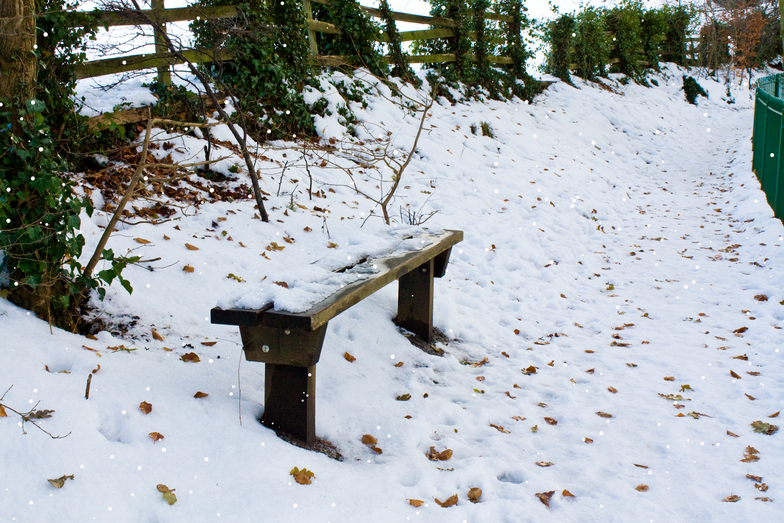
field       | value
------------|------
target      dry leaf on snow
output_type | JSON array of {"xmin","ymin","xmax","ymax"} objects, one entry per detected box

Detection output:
[
  {"xmin": 361, "ymin": 434, "xmax": 377, "ymax": 445},
  {"xmin": 434, "ymin": 494, "xmax": 458, "ymax": 507},
  {"xmin": 490, "ymin": 423, "xmax": 510, "ymax": 433},
  {"xmin": 769, "ymin": 411, "xmax": 780, "ymax": 418},
  {"xmin": 544, "ymin": 417, "xmax": 558, "ymax": 426},
  {"xmin": 181, "ymin": 352, "xmax": 200, "ymax": 362},
  {"xmin": 730, "ymin": 370, "xmax": 741, "ymax": 379},
  {"xmin": 562, "ymin": 489, "xmax": 575, "ymax": 498},
  {"xmin": 535, "ymin": 490, "xmax": 555, "ymax": 507},
  {"xmin": 135, "ymin": 238, "xmax": 151, "ymax": 244},
  {"xmin": 149, "ymin": 432, "xmax": 164, "ymax": 443},
  {"xmin": 727, "ymin": 430, "xmax": 739, "ymax": 438},
  {"xmin": 201, "ymin": 341, "xmax": 217, "ymax": 346},
  {"xmin": 426, "ymin": 446, "xmax": 453, "ymax": 461},
  {"xmin": 722, "ymin": 494, "xmax": 741, "ymax": 502},
  {"xmin": 140, "ymin": 401, "xmax": 152, "ymax": 414},
  {"xmin": 608, "ymin": 387, "xmax": 618, "ymax": 394},
  {"xmin": 156, "ymin": 484, "xmax": 177, "ymax": 505},
  {"xmin": 290, "ymin": 467, "xmax": 315, "ymax": 485},
  {"xmin": 636, "ymin": 484, "xmax": 649, "ymax": 492},
  {"xmin": 467, "ymin": 487, "xmax": 482, "ymax": 503},
  {"xmin": 746, "ymin": 473, "xmax": 763, "ymax": 482},
  {"xmin": 194, "ymin": 391, "xmax": 208, "ymax": 398},
  {"xmin": 408, "ymin": 499, "xmax": 424, "ymax": 507},
  {"xmin": 48, "ymin": 474, "xmax": 74, "ymax": 488},
  {"xmin": 536, "ymin": 461, "xmax": 554, "ymax": 467},
  {"xmin": 185, "ymin": 243, "xmax": 199, "ymax": 250},
  {"xmin": 583, "ymin": 437, "xmax": 594, "ymax": 443},
  {"xmin": 344, "ymin": 352, "xmax": 356, "ymax": 362},
  {"xmin": 596, "ymin": 411, "xmax": 612, "ymax": 418},
  {"xmin": 183, "ymin": 265, "xmax": 195, "ymax": 273},
  {"xmin": 663, "ymin": 376, "xmax": 675, "ymax": 381},
  {"xmin": 152, "ymin": 328, "xmax": 164, "ymax": 341}
]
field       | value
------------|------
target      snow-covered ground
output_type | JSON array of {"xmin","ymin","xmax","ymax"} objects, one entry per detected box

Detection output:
[{"xmin": 3, "ymin": 63, "xmax": 784, "ymax": 522}]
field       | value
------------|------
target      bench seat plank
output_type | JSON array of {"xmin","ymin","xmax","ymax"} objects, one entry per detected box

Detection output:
[{"xmin": 212, "ymin": 229, "xmax": 462, "ymax": 331}]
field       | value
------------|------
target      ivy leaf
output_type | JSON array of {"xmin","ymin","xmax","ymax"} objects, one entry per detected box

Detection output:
[{"xmin": 751, "ymin": 420, "xmax": 779, "ymax": 435}]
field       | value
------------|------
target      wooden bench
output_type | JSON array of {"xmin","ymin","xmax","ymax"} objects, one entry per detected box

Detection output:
[{"xmin": 211, "ymin": 229, "xmax": 463, "ymax": 445}]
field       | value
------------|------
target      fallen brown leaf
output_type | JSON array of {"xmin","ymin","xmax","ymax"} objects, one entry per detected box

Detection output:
[
  {"xmin": 535, "ymin": 490, "xmax": 555, "ymax": 507},
  {"xmin": 185, "ymin": 243, "xmax": 199, "ymax": 250},
  {"xmin": 583, "ymin": 437, "xmax": 593, "ymax": 443},
  {"xmin": 608, "ymin": 387, "xmax": 618, "ymax": 394},
  {"xmin": 467, "ymin": 487, "xmax": 482, "ymax": 503},
  {"xmin": 152, "ymin": 328, "xmax": 164, "ymax": 341},
  {"xmin": 722, "ymin": 494, "xmax": 741, "ymax": 502},
  {"xmin": 636, "ymin": 484, "xmax": 649, "ymax": 492},
  {"xmin": 727, "ymin": 430, "xmax": 739, "ymax": 438},
  {"xmin": 562, "ymin": 489, "xmax": 575, "ymax": 497},
  {"xmin": 361, "ymin": 434, "xmax": 377, "ymax": 445},
  {"xmin": 183, "ymin": 265, "xmax": 195, "ymax": 273},
  {"xmin": 664, "ymin": 376, "xmax": 675, "ymax": 381},
  {"xmin": 194, "ymin": 391, "xmax": 208, "ymax": 398},
  {"xmin": 535, "ymin": 461, "xmax": 554, "ymax": 467},
  {"xmin": 770, "ymin": 411, "xmax": 780, "ymax": 418},
  {"xmin": 596, "ymin": 411, "xmax": 612, "ymax": 418},
  {"xmin": 181, "ymin": 352, "xmax": 200, "ymax": 362},
  {"xmin": 730, "ymin": 370, "xmax": 741, "ymax": 379},
  {"xmin": 434, "ymin": 494, "xmax": 458, "ymax": 507},
  {"xmin": 408, "ymin": 499, "xmax": 423, "ymax": 507},
  {"xmin": 135, "ymin": 238, "xmax": 151, "ymax": 244},
  {"xmin": 344, "ymin": 352, "xmax": 356, "ymax": 362},
  {"xmin": 426, "ymin": 447, "xmax": 453, "ymax": 461},
  {"xmin": 746, "ymin": 473, "xmax": 763, "ymax": 482},
  {"xmin": 544, "ymin": 417, "xmax": 557, "ymax": 426},
  {"xmin": 149, "ymin": 432, "xmax": 164, "ymax": 443},
  {"xmin": 201, "ymin": 341, "xmax": 217, "ymax": 346},
  {"xmin": 140, "ymin": 401, "xmax": 152, "ymax": 414}
]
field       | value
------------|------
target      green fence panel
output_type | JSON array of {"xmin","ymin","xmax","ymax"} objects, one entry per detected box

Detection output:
[{"xmin": 752, "ymin": 73, "xmax": 784, "ymax": 220}]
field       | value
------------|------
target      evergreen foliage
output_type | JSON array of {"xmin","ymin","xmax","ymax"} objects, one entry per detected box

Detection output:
[
  {"xmin": 683, "ymin": 75, "xmax": 708, "ymax": 105},
  {"xmin": 378, "ymin": 0, "xmax": 419, "ymax": 86},
  {"xmin": 192, "ymin": 0, "xmax": 319, "ymax": 141},
  {"xmin": 1, "ymin": 0, "xmax": 136, "ymax": 331}
]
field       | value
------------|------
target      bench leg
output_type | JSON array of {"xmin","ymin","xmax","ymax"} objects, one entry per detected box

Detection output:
[
  {"xmin": 261, "ymin": 363, "xmax": 317, "ymax": 445},
  {"xmin": 397, "ymin": 257, "xmax": 434, "ymax": 343}
]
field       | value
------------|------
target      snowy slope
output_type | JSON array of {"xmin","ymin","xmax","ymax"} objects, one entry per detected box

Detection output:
[{"xmin": 2, "ymin": 64, "xmax": 783, "ymax": 522}]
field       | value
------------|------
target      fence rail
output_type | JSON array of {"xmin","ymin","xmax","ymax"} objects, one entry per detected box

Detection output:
[
  {"xmin": 60, "ymin": 1, "xmax": 695, "ymax": 84},
  {"xmin": 752, "ymin": 73, "xmax": 784, "ymax": 219}
]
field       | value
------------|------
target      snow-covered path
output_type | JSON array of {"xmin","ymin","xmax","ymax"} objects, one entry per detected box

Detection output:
[{"xmin": 2, "ymin": 66, "xmax": 783, "ymax": 522}]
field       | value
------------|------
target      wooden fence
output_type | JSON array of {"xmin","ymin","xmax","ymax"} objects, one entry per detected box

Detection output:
[
  {"xmin": 64, "ymin": 0, "xmax": 521, "ymax": 83},
  {"xmin": 59, "ymin": 1, "xmax": 699, "ymax": 85}
]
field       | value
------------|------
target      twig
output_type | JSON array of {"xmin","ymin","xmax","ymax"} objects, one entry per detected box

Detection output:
[{"xmin": 85, "ymin": 374, "xmax": 92, "ymax": 399}]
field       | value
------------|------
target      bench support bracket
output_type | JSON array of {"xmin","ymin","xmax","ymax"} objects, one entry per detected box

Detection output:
[
  {"xmin": 396, "ymin": 257, "xmax": 435, "ymax": 343},
  {"xmin": 261, "ymin": 363, "xmax": 317, "ymax": 444}
]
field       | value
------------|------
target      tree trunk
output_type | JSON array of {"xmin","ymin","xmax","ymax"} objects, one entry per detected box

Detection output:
[{"xmin": 0, "ymin": 0, "xmax": 37, "ymax": 102}]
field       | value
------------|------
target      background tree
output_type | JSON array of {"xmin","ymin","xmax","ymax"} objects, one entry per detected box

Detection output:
[{"xmin": 0, "ymin": 0, "xmax": 37, "ymax": 108}]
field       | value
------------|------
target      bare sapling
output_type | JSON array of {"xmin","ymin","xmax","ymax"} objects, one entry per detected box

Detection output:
[
  {"xmin": 277, "ymin": 76, "xmax": 436, "ymax": 226},
  {"xmin": 82, "ymin": 110, "xmax": 231, "ymax": 280}
]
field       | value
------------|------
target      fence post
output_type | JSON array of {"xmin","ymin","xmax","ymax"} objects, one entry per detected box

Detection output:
[
  {"xmin": 151, "ymin": 0, "xmax": 172, "ymax": 86},
  {"xmin": 302, "ymin": 0, "xmax": 319, "ymax": 57}
]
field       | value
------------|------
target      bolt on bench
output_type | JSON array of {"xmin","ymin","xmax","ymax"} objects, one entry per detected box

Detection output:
[{"xmin": 211, "ymin": 229, "xmax": 463, "ymax": 445}]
